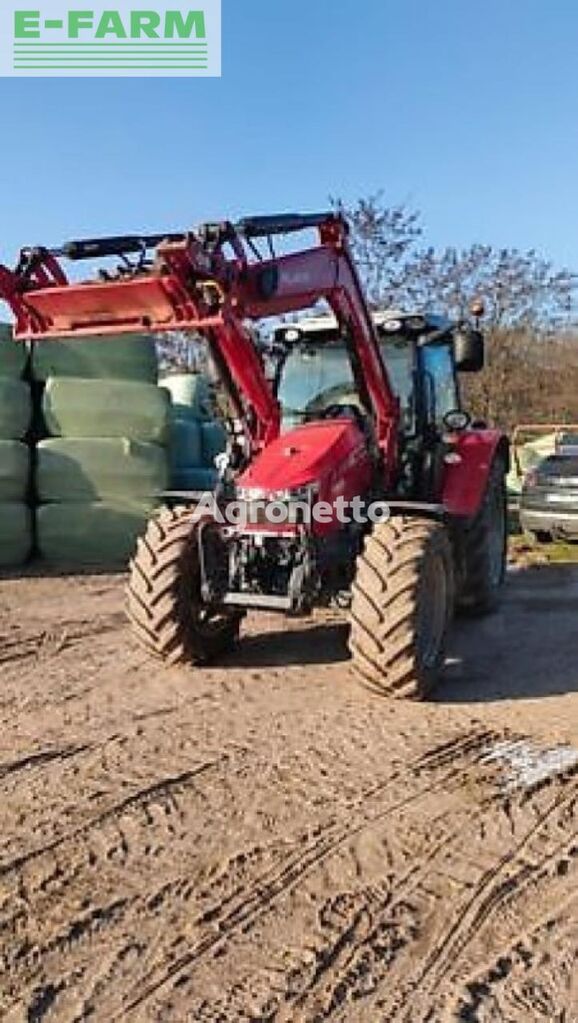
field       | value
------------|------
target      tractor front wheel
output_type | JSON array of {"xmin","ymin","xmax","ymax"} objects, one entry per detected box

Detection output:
[
  {"xmin": 127, "ymin": 505, "xmax": 240, "ymax": 665},
  {"xmin": 457, "ymin": 457, "xmax": 507, "ymax": 615},
  {"xmin": 348, "ymin": 517, "xmax": 454, "ymax": 699}
]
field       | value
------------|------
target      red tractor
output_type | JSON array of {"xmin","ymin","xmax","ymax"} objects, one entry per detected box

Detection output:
[{"xmin": 0, "ymin": 212, "xmax": 508, "ymax": 697}]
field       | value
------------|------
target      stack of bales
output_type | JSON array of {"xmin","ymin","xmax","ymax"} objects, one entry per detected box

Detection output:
[
  {"xmin": 162, "ymin": 374, "xmax": 227, "ymax": 491},
  {"xmin": 33, "ymin": 335, "xmax": 171, "ymax": 567},
  {"xmin": 0, "ymin": 325, "xmax": 32, "ymax": 566}
]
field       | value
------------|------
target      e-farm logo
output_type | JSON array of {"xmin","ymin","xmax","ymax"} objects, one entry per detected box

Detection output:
[{"xmin": 0, "ymin": 0, "xmax": 221, "ymax": 76}]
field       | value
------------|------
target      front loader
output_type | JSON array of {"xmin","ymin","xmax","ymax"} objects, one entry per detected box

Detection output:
[{"xmin": 0, "ymin": 212, "xmax": 509, "ymax": 697}]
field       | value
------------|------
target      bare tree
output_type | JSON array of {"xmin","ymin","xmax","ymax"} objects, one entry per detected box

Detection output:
[
  {"xmin": 338, "ymin": 192, "xmax": 578, "ymax": 429},
  {"xmin": 403, "ymin": 246, "xmax": 577, "ymax": 428},
  {"xmin": 332, "ymin": 193, "xmax": 422, "ymax": 307},
  {"xmin": 156, "ymin": 331, "xmax": 205, "ymax": 374},
  {"xmin": 402, "ymin": 244, "xmax": 576, "ymax": 330}
]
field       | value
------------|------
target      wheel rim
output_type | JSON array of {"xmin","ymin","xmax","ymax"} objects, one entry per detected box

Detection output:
[
  {"xmin": 487, "ymin": 483, "xmax": 506, "ymax": 588},
  {"xmin": 417, "ymin": 550, "xmax": 448, "ymax": 669}
]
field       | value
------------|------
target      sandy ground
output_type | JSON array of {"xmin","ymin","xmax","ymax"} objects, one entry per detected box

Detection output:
[{"xmin": 0, "ymin": 563, "xmax": 577, "ymax": 1022}]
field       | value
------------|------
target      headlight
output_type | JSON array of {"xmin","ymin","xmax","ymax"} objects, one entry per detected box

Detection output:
[
  {"xmin": 236, "ymin": 484, "xmax": 318, "ymax": 526},
  {"xmin": 381, "ymin": 318, "xmax": 402, "ymax": 333},
  {"xmin": 284, "ymin": 328, "xmax": 301, "ymax": 342},
  {"xmin": 237, "ymin": 486, "xmax": 268, "ymax": 501},
  {"xmin": 269, "ymin": 485, "xmax": 318, "ymax": 503},
  {"xmin": 238, "ymin": 485, "xmax": 317, "ymax": 503}
]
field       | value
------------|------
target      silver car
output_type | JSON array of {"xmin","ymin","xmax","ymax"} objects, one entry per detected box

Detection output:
[{"xmin": 520, "ymin": 453, "xmax": 578, "ymax": 541}]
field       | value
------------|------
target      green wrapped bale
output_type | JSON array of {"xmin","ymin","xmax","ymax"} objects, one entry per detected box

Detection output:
[
  {"xmin": 171, "ymin": 467, "xmax": 218, "ymax": 492},
  {"xmin": 169, "ymin": 417, "xmax": 203, "ymax": 470},
  {"xmin": 31, "ymin": 334, "xmax": 158, "ymax": 383},
  {"xmin": 0, "ymin": 442, "xmax": 29, "ymax": 501},
  {"xmin": 37, "ymin": 500, "xmax": 158, "ymax": 567},
  {"xmin": 0, "ymin": 503, "xmax": 32, "ymax": 567},
  {"xmin": 0, "ymin": 325, "xmax": 28, "ymax": 378},
  {"xmin": 0, "ymin": 379, "xmax": 31, "ymax": 439},
  {"xmin": 201, "ymin": 421, "xmax": 227, "ymax": 465},
  {"xmin": 160, "ymin": 374, "xmax": 212, "ymax": 419},
  {"xmin": 37, "ymin": 438, "xmax": 169, "ymax": 502},
  {"xmin": 43, "ymin": 377, "xmax": 171, "ymax": 443}
]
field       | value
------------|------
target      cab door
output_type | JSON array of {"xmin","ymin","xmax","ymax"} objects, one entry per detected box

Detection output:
[{"xmin": 418, "ymin": 340, "xmax": 460, "ymax": 499}]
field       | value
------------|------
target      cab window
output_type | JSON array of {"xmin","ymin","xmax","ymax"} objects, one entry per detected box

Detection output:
[
  {"xmin": 421, "ymin": 343, "xmax": 458, "ymax": 427},
  {"xmin": 379, "ymin": 339, "xmax": 415, "ymax": 434}
]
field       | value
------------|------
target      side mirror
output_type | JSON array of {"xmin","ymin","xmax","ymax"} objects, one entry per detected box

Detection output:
[{"xmin": 454, "ymin": 328, "xmax": 484, "ymax": 373}]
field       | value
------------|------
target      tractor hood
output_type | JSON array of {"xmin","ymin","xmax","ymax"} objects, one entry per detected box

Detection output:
[{"xmin": 237, "ymin": 419, "xmax": 372, "ymax": 499}]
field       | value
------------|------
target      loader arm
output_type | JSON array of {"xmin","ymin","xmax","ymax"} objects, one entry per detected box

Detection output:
[{"xmin": 0, "ymin": 213, "xmax": 400, "ymax": 477}]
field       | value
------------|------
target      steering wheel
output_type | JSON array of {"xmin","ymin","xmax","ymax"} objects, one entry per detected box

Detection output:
[{"xmin": 318, "ymin": 403, "xmax": 365, "ymax": 429}]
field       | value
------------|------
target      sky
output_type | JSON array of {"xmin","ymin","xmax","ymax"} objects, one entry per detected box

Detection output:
[{"xmin": 2, "ymin": 0, "xmax": 578, "ymax": 269}]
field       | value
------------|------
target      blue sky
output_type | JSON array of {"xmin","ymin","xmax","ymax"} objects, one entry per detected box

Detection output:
[{"xmin": 2, "ymin": 0, "xmax": 578, "ymax": 268}]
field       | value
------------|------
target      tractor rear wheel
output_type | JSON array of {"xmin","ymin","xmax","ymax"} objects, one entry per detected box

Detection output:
[
  {"xmin": 127, "ymin": 505, "xmax": 240, "ymax": 665},
  {"xmin": 348, "ymin": 516, "xmax": 454, "ymax": 699},
  {"xmin": 457, "ymin": 457, "xmax": 507, "ymax": 615}
]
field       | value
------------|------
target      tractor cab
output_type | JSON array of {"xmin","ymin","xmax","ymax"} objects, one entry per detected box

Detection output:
[
  {"xmin": 268, "ymin": 309, "xmax": 487, "ymax": 509},
  {"xmin": 273, "ymin": 309, "xmax": 482, "ymax": 463},
  {"xmin": 274, "ymin": 312, "xmax": 413, "ymax": 432}
]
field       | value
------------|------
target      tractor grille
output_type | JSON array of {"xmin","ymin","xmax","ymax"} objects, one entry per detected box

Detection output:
[{"xmin": 236, "ymin": 500, "xmax": 305, "ymax": 528}]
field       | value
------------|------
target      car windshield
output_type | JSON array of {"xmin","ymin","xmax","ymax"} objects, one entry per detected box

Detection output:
[
  {"xmin": 540, "ymin": 455, "xmax": 578, "ymax": 477},
  {"xmin": 278, "ymin": 339, "xmax": 414, "ymax": 430}
]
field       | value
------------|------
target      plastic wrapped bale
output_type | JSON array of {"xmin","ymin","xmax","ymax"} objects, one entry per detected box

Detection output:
[
  {"xmin": 171, "ymin": 467, "xmax": 218, "ymax": 493},
  {"xmin": 168, "ymin": 417, "xmax": 203, "ymax": 472},
  {"xmin": 0, "ymin": 379, "xmax": 32, "ymax": 439},
  {"xmin": 32, "ymin": 334, "xmax": 158, "ymax": 383},
  {"xmin": 43, "ymin": 378, "xmax": 171, "ymax": 443},
  {"xmin": 160, "ymin": 374, "xmax": 212, "ymax": 419},
  {"xmin": 37, "ymin": 438, "xmax": 169, "ymax": 502},
  {"xmin": 201, "ymin": 421, "xmax": 227, "ymax": 466},
  {"xmin": 0, "ymin": 325, "xmax": 28, "ymax": 378},
  {"xmin": 37, "ymin": 500, "xmax": 159, "ymax": 567},
  {"xmin": 0, "ymin": 442, "xmax": 29, "ymax": 501},
  {"xmin": 0, "ymin": 503, "xmax": 33, "ymax": 567}
]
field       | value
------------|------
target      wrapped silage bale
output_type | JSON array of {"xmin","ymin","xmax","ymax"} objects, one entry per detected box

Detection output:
[
  {"xmin": 34, "ymin": 332, "xmax": 171, "ymax": 567},
  {"xmin": 43, "ymin": 378, "xmax": 171, "ymax": 444},
  {"xmin": 37, "ymin": 500, "xmax": 158, "ymax": 567},
  {"xmin": 0, "ymin": 324, "xmax": 28, "ymax": 378},
  {"xmin": 201, "ymin": 421, "xmax": 227, "ymax": 465},
  {"xmin": 0, "ymin": 379, "xmax": 32, "ymax": 439},
  {"xmin": 37, "ymin": 438, "xmax": 169, "ymax": 502},
  {"xmin": 169, "ymin": 418, "xmax": 203, "ymax": 471},
  {"xmin": 31, "ymin": 334, "xmax": 158, "ymax": 383},
  {"xmin": 162, "ymin": 373, "xmax": 225, "ymax": 493},
  {"xmin": 0, "ymin": 442, "xmax": 30, "ymax": 500},
  {"xmin": 160, "ymin": 373, "xmax": 212, "ymax": 419},
  {"xmin": 171, "ymin": 467, "xmax": 218, "ymax": 492},
  {"xmin": 0, "ymin": 504, "xmax": 33, "ymax": 567},
  {"xmin": 0, "ymin": 329, "xmax": 32, "ymax": 567}
]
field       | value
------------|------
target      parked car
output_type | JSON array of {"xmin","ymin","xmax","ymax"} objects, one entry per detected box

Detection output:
[{"xmin": 520, "ymin": 453, "xmax": 578, "ymax": 542}]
